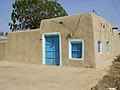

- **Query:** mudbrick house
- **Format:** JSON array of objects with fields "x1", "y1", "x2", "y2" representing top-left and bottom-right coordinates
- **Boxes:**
[{"x1": 0, "y1": 12, "x2": 120, "y2": 68}]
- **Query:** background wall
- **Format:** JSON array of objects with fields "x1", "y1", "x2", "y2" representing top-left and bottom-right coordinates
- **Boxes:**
[{"x1": 0, "y1": 41, "x2": 6, "y2": 61}]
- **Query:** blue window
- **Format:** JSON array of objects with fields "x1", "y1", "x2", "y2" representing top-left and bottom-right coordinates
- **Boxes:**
[
  {"x1": 69, "y1": 40, "x2": 84, "y2": 60},
  {"x1": 98, "y1": 41, "x2": 102, "y2": 53},
  {"x1": 71, "y1": 43, "x2": 82, "y2": 58},
  {"x1": 106, "y1": 41, "x2": 109, "y2": 52}
]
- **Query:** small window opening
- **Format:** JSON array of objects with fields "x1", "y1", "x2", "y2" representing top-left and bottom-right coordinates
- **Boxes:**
[{"x1": 98, "y1": 41, "x2": 102, "y2": 54}]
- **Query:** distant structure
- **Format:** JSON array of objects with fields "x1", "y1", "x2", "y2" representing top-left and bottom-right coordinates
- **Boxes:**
[
  {"x1": 0, "y1": 32, "x2": 4, "y2": 36},
  {"x1": 0, "y1": 32, "x2": 7, "y2": 41}
]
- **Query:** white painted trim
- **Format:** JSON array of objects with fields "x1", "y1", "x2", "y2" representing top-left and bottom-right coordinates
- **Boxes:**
[
  {"x1": 69, "y1": 39, "x2": 84, "y2": 60},
  {"x1": 42, "y1": 32, "x2": 62, "y2": 66}
]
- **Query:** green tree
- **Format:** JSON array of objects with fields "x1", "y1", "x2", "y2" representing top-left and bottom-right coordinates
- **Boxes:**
[{"x1": 9, "y1": 0, "x2": 68, "y2": 31}]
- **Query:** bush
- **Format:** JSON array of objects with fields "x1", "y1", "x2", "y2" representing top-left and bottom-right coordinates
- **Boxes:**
[
  {"x1": 114, "y1": 55, "x2": 120, "y2": 62},
  {"x1": 91, "y1": 55, "x2": 120, "y2": 90}
]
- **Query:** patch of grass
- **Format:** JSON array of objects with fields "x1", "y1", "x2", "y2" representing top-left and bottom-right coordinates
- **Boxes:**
[{"x1": 91, "y1": 55, "x2": 120, "y2": 90}]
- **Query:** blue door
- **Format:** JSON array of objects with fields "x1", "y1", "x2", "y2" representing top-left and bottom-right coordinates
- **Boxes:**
[{"x1": 45, "y1": 35, "x2": 60, "y2": 66}]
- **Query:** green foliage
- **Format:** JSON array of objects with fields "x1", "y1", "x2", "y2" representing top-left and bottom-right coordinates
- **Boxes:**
[{"x1": 9, "y1": 0, "x2": 68, "y2": 31}]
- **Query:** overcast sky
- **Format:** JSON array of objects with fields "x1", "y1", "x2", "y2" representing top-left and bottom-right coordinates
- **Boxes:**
[{"x1": 0, "y1": 0, "x2": 120, "y2": 33}]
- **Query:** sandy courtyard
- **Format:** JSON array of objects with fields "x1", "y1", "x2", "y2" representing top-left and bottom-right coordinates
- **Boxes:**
[{"x1": 0, "y1": 60, "x2": 108, "y2": 90}]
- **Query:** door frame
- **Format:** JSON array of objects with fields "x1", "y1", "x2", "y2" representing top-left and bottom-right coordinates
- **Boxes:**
[{"x1": 42, "y1": 32, "x2": 62, "y2": 66}]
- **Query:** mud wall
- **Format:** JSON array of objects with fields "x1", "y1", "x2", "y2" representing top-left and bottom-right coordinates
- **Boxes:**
[
  {"x1": 5, "y1": 29, "x2": 42, "y2": 64},
  {"x1": 0, "y1": 41, "x2": 6, "y2": 60}
]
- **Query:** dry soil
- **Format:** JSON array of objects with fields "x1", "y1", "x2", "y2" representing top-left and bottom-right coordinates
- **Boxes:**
[{"x1": 0, "y1": 60, "x2": 108, "y2": 90}]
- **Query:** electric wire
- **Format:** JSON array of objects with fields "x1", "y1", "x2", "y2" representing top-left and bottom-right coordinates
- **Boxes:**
[
  {"x1": 50, "y1": 15, "x2": 82, "y2": 38},
  {"x1": 72, "y1": 15, "x2": 82, "y2": 36},
  {"x1": 111, "y1": 0, "x2": 120, "y2": 18}
]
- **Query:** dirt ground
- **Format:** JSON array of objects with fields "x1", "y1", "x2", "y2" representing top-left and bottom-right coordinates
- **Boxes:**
[{"x1": 0, "y1": 60, "x2": 108, "y2": 90}]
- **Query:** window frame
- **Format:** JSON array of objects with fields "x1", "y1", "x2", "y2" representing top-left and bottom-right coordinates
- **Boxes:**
[
  {"x1": 98, "y1": 40, "x2": 102, "y2": 54},
  {"x1": 69, "y1": 39, "x2": 84, "y2": 60}
]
